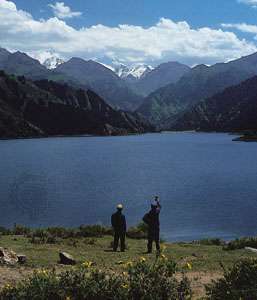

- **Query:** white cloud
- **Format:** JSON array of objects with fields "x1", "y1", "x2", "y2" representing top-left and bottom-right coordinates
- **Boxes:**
[
  {"x1": 222, "y1": 23, "x2": 257, "y2": 34},
  {"x1": 0, "y1": 0, "x2": 257, "y2": 66},
  {"x1": 48, "y1": 2, "x2": 82, "y2": 19},
  {"x1": 222, "y1": 23, "x2": 257, "y2": 42},
  {"x1": 237, "y1": 0, "x2": 257, "y2": 8}
]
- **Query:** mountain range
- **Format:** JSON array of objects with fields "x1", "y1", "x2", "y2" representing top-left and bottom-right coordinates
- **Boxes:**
[
  {"x1": 0, "y1": 49, "x2": 143, "y2": 110},
  {"x1": 0, "y1": 70, "x2": 153, "y2": 138},
  {"x1": 2, "y1": 46, "x2": 257, "y2": 136},
  {"x1": 137, "y1": 52, "x2": 257, "y2": 128},
  {"x1": 170, "y1": 76, "x2": 257, "y2": 132}
]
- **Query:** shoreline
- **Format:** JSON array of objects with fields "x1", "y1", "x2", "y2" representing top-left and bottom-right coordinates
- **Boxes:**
[
  {"x1": 0, "y1": 130, "x2": 243, "y2": 142},
  {"x1": 1, "y1": 224, "x2": 256, "y2": 244}
]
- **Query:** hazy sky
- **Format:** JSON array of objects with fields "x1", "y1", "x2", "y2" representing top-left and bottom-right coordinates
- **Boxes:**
[{"x1": 1, "y1": 0, "x2": 257, "y2": 66}]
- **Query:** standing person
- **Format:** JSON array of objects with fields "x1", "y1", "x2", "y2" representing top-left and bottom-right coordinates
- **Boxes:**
[
  {"x1": 111, "y1": 204, "x2": 126, "y2": 252},
  {"x1": 143, "y1": 196, "x2": 162, "y2": 254}
]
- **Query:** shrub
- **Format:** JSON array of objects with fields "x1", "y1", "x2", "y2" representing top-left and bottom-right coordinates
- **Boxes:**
[
  {"x1": 127, "y1": 258, "x2": 192, "y2": 300},
  {"x1": 78, "y1": 225, "x2": 111, "y2": 238},
  {"x1": 83, "y1": 238, "x2": 97, "y2": 245},
  {"x1": 12, "y1": 224, "x2": 31, "y2": 236},
  {"x1": 0, "y1": 269, "x2": 60, "y2": 300},
  {"x1": 29, "y1": 230, "x2": 59, "y2": 244},
  {"x1": 46, "y1": 227, "x2": 77, "y2": 239},
  {"x1": 205, "y1": 258, "x2": 257, "y2": 299},
  {"x1": 0, "y1": 227, "x2": 11, "y2": 236},
  {"x1": 223, "y1": 237, "x2": 257, "y2": 250},
  {"x1": 127, "y1": 222, "x2": 148, "y2": 239},
  {"x1": 0, "y1": 258, "x2": 192, "y2": 300},
  {"x1": 196, "y1": 238, "x2": 224, "y2": 246}
]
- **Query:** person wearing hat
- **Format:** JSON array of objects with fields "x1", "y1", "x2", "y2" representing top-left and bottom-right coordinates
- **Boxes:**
[
  {"x1": 111, "y1": 204, "x2": 127, "y2": 252},
  {"x1": 143, "y1": 196, "x2": 162, "y2": 254}
]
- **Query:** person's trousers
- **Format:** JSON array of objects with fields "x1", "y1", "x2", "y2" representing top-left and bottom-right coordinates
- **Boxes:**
[
  {"x1": 113, "y1": 231, "x2": 126, "y2": 252},
  {"x1": 147, "y1": 229, "x2": 160, "y2": 253}
]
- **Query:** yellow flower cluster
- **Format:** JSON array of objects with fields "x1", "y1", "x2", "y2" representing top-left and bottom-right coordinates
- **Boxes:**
[
  {"x1": 4, "y1": 283, "x2": 12, "y2": 290},
  {"x1": 160, "y1": 254, "x2": 168, "y2": 261},
  {"x1": 140, "y1": 257, "x2": 146, "y2": 263},
  {"x1": 82, "y1": 261, "x2": 93, "y2": 268},
  {"x1": 186, "y1": 262, "x2": 192, "y2": 270},
  {"x1": 125, "y1": 261, "x2": 133, "y2": 268},
  {"x1": 121, "y1": 283, "x2": 129, "y2": 289},
  {"x1": 36, "y1": 269, "x2": 48, "y2": 275}
]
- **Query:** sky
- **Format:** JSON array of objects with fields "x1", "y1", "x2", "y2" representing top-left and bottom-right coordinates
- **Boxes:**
[{"x1": 1, "y1": 0, "x2": 257, "y2": 66}]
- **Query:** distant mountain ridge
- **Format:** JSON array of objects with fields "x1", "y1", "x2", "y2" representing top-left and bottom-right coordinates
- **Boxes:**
[
  {"x1": 137, "y1": 52, "x2": 257, "y2": 127},
  {"x1": 0, "y1": 71, "x2": 153, "y2": 138},
  {"x1": 3, "y1": 46, "x2": 257, "y2": 134},
  {"x1": 133, "y1": 61, "x2": 191, "y2": 96},
  {"x1": 0, "y1": 50, "x2": 49, "y2": 79},
  {"x1": 171, "y1": 76, "x2": 257, "y2": 132}
]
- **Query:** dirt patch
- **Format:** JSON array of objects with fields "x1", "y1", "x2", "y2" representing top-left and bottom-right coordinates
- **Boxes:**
[
  {"x1": 187, "y1": 271, "x2": 222, "y2": 299},
  {"x1": 0, "y1": 266, "x2": 33, "y2": 288}
]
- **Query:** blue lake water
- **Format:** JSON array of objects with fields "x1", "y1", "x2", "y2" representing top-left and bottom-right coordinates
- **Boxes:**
[{"x1": 0, "y1": 132, "x2": 257, "y2": 241}]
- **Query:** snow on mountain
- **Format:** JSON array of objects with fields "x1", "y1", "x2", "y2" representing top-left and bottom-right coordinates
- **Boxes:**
[
  {"x1": 114, "y1": 63, "x2": 154, "y2": 80},
  {"x1": 43, "y1": 56, "x2": 65, "y2": 69}
]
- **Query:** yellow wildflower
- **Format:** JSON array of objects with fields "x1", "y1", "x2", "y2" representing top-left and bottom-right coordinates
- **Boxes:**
[
  {"x1": 160, "y1": 254, "x2": 168, "y2": 261},
  {"x1": 125, "y1": 261, "x2": 133, "y2": 268},
  {"x1": 82, "y1": 261, "x2": 93, "y2": 268},
  {"x1": 140, "y1": 257, "x2": 146, "y2": 263},
  {"x1": 121, "y1": 283, "x2": 129, "y2": 289},
  {"x1": 4, "y1": 284, "x2": 11, "y2": 290},
  {"x1": 186, "y1": 262, "x2": 192, "y2": 270}
]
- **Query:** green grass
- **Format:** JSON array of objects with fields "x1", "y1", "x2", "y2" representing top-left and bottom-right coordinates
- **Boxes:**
[{"x1": 1, "y1": 235, "x2": 257, "y2": 272}]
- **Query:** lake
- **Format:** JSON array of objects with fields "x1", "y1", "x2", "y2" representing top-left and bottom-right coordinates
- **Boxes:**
[{"x1": 0, "y1": 132, "x2": 257, "y2": 241}]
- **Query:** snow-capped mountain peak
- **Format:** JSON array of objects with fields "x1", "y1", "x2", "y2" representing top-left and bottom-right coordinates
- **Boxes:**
[
  {"x1": 114, "y1": 63, "x2": 154, "y2": 80},
  {"x1": 43, "y1": 56, "x2": 65, "y2": 69}
]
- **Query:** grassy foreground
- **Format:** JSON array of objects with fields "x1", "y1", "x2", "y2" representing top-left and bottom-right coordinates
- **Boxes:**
[{"x1": 1, "y1": 234, "x2": 257, "y2": 299}]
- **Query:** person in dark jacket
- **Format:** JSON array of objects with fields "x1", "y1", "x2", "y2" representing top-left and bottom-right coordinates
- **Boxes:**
[
  {"x1": 111, "y1": 204, "x2": 126, "y2": 252},
  {"x1": 143, "y1": 196, "x2": 161, "y2": 254}
]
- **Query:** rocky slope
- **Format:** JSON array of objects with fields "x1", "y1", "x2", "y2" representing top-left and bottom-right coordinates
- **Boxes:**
[
  {"x1": 133, "y1": 61, "x2": 190, "y2": 96},
  {"x1": 0, "y1": 71, "x2": 153, "y2": 138},
  {"x1": 55, "y1": 58, "x2": 143, "y2": 111}
]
